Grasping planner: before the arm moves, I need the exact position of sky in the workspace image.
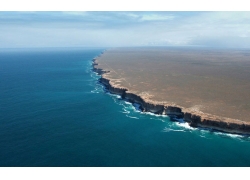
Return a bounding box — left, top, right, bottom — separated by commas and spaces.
1, 11, 250, 48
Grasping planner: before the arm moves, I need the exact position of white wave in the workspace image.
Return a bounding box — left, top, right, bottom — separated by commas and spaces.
108, 93, 121, 99
132, 108, 141, 113
172, 117, 185, 123
126, 115, 139, 119
90, 72, 100, 78
198, 135, 212, 139
175, 122, 196, 130
213, 131, 244, 139
90, 86, 102, 93
162, 127, 185, 132
113, 99, 129, 107
141, 112, 168, 118
122, 108, 130, 114
190, 126, 250, 140
124, 101, 132, 105
124, 105, 137, 111
123, 103, 141, 113
120, 103, 128, 108
90, 90, 99, 93
120, 111, 129, 114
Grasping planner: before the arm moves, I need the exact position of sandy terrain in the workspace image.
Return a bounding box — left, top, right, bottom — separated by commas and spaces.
95, 47, 250, 123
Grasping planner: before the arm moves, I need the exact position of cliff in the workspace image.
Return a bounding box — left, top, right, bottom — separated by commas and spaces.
92, 57, 250, 135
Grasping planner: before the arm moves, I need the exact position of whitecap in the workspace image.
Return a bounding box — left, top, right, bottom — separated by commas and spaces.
213, 131, 244, 139
120, 111, 129, 114
124, 101, 132, 105
121, 108, 130, 114
125, 105, 137, 111
162, 127, 185, 132
198, 135, 212, 139
142, 112, 168, 118
126, 115, 139, 119
90, 90, 99, 94
175, 122, 196, 131
108, 93, 121, 99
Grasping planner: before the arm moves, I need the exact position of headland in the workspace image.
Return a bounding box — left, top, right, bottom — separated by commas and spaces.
93, 47, 250, 135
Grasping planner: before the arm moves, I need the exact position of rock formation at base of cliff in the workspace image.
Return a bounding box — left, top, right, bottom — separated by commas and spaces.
92, 57, 250, 135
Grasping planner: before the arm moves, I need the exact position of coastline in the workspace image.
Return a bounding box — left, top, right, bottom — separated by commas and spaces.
92, 54, 250, 135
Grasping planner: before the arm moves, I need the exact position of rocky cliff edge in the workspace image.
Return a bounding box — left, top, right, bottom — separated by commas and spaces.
92, 57, 250, 135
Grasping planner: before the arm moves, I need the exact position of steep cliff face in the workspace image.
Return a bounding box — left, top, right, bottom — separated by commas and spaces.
92, 57, 250, 135
125, 92, 165, 114
164, 106, 183, 117
99, 77, 110, 86
98, 75, 185, 116
92, 59, 110, 75
143, 103, 165, 114
184, 112, 250, 134
125, 92, 144, 104
93, 67, 110, 75
99, 77, 127, 96
183, 112, 200, 123
196, 119, 250, 134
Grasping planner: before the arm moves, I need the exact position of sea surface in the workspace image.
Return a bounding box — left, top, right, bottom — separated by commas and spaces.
1, 47, 250, 167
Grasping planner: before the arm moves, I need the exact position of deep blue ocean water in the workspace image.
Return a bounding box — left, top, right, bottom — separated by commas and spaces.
1, 48, 250, 167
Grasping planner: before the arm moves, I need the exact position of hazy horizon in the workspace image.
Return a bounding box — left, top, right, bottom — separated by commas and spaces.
1, 11, 250, 49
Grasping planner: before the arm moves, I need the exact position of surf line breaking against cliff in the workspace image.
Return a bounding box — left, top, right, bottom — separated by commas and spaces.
91, 51, 250, 136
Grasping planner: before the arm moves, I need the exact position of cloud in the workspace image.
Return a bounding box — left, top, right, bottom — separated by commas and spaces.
140, 14, 175, 21
0, 11, 250, 48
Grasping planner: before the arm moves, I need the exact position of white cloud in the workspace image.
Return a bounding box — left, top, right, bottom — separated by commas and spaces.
1, 12, 250, 48
140, 14, 175, 21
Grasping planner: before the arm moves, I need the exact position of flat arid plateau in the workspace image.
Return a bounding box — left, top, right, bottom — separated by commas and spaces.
93, 47, 250, 134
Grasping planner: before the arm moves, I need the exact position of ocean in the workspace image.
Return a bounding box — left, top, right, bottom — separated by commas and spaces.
1, 47, 250, 167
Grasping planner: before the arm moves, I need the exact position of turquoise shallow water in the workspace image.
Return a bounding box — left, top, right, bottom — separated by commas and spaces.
1, 48, 250, 167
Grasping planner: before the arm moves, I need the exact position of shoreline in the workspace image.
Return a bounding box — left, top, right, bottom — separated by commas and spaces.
92, 54, 250, 135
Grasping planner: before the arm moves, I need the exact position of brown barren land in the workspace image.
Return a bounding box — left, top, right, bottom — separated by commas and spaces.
93, 47, 250, 134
